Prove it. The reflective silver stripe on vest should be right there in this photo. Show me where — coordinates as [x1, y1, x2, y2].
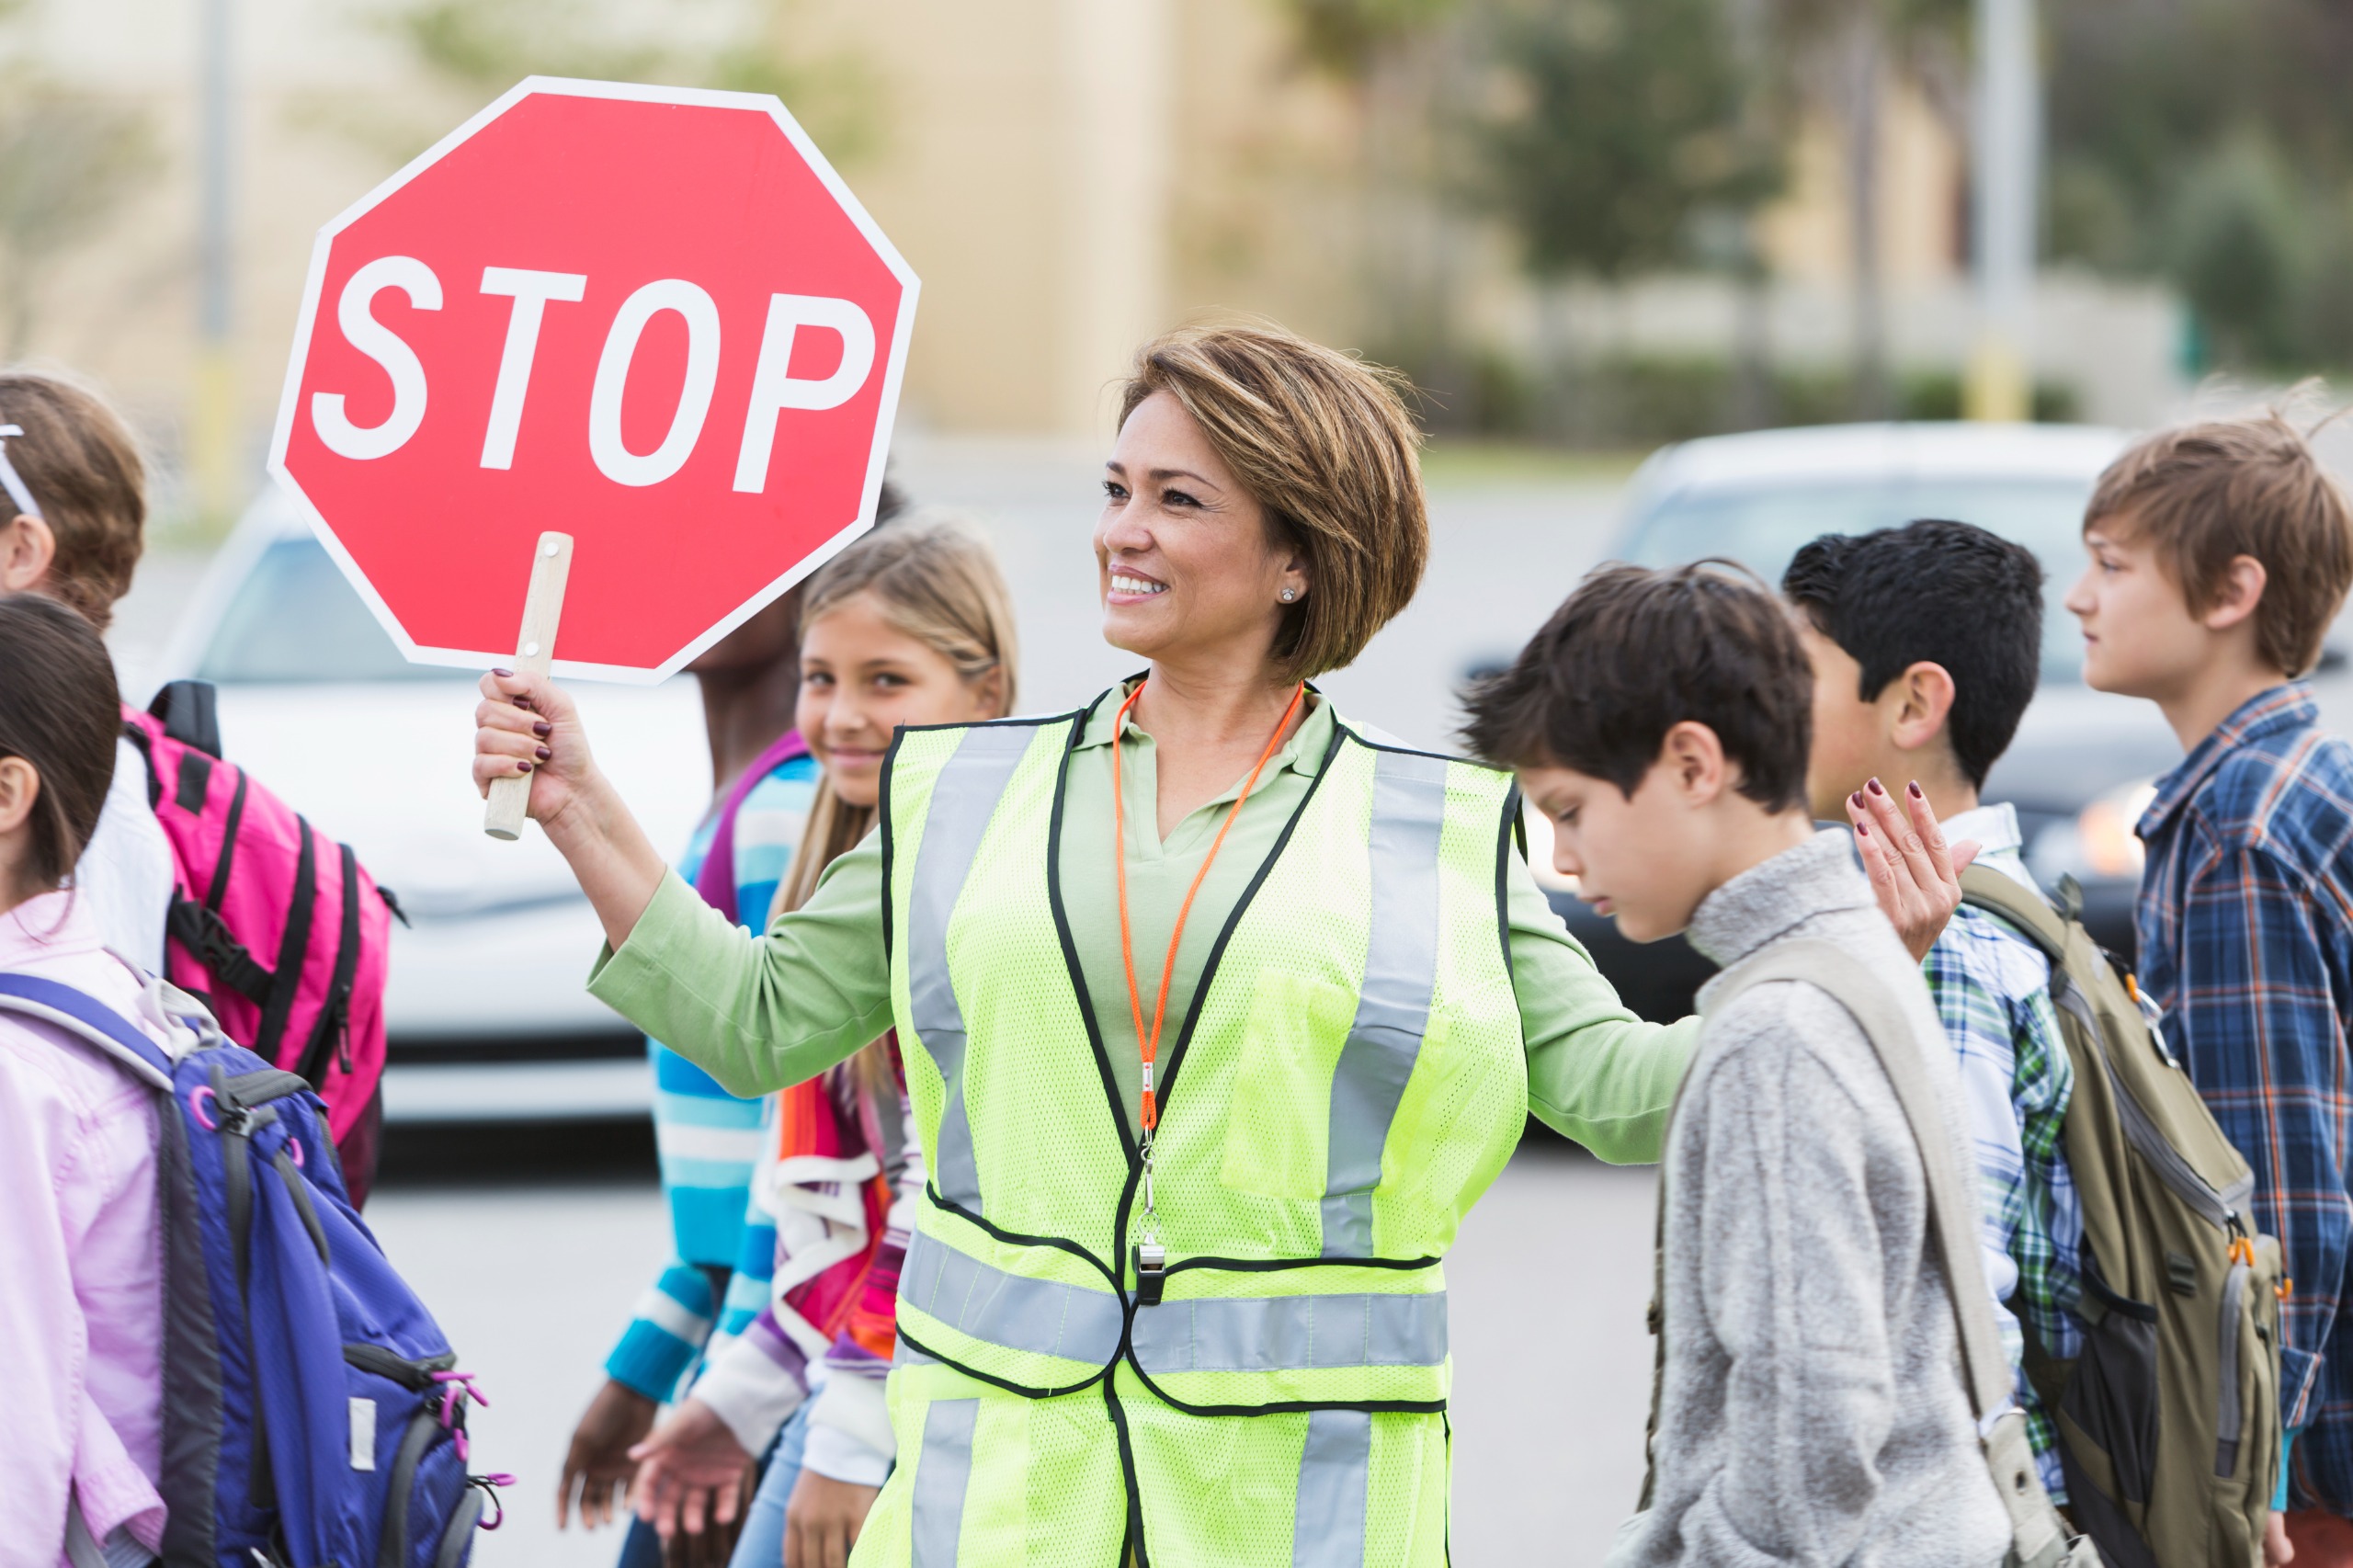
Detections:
[907, 724, 1036, 1211]
[1292, 1408, 1371, 1568]
[902, 1226, 1127, 1366]
[1321, 748, 1450, 1256]
[912, 1397, 980, 1567]
[1129, 1289, 1448, 1375]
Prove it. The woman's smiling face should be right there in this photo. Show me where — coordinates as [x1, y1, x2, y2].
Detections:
[796, 590, 999, 808]
[1095, 391, 1307, 673]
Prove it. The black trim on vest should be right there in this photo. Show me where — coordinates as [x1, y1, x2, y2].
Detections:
[891, 1320, 1112, 1403]
[1157, 1252, 1439, 1277]
[1331, 722, 1512, 773]
[1120, 1358, 1449, 1419]
[923, 1182, 1123, 1292]
[1045, 690, 1136, 1171]
[878, 725, 904, 966]
[1107, 1377, 1150, 1568]
[1495, 782, 1523, 974]
[1151, 720, 1344, 1117]
[880, 708, 1090, 969]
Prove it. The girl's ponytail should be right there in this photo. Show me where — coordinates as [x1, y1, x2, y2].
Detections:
[0, 594, 120, 895]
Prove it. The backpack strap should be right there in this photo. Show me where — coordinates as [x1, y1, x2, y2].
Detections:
[1957, 864, 2074, 966]
[1705, 940, 2088, 1568]
[0, 972, 174, 1091]
[147, 678, 222, 759]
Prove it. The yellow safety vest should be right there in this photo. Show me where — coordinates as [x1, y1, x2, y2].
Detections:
[856, 698, 1527, 1566]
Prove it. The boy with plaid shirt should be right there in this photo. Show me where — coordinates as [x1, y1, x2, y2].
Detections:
[2067, 413, 2353, 1562]
[1784, 519, 2080, 1504]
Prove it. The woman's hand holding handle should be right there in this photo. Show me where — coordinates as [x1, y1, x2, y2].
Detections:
[1846, 777, 1981, 964]
[472, 668, 669, 950]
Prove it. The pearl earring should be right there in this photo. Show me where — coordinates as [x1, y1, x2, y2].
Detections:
[1279, 588, 1298, 603]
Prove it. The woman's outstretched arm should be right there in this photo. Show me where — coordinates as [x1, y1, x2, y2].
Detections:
[472, 668, 669, 950]
[473, 668, 892, 1094]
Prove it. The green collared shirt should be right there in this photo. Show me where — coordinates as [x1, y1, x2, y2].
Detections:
[589, 688, 1694, 1164]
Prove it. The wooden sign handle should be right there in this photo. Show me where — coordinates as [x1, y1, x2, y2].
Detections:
[483, 531, 574, 841]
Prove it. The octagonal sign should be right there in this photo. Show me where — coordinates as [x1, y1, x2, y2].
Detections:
[269, 76, 917, 681]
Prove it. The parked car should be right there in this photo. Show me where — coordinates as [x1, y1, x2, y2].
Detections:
[1536, 422, 2195, 1023]
[153, 487, 709, 1119]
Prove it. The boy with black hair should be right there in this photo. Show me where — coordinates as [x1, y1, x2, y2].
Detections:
[2069, 412, 2353, 1555]
[1466, 562, 2013, 1568]
[1783, 518, 2079, 1506]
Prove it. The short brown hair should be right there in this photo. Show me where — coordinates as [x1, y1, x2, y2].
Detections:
[1461, 562, 1813, 812]
[1119, 322, 1427, 682]
[0, 593, 120, 892]
[2086, 410, 2353, 676]
[0, 371, 147, 631]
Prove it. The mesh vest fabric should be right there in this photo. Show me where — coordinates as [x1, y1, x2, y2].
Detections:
[869, 701, 1524, 1567]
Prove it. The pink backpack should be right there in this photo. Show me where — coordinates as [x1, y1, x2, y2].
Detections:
[122, 681, 398, 1179]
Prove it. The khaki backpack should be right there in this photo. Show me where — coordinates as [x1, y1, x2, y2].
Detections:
[1960, 866, 2285, 1568]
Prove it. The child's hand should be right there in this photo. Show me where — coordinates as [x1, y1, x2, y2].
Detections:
[1846, 778, 1980, 963]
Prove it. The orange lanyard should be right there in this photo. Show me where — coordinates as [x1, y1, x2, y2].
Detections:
[1110, 676, 1305, 1139]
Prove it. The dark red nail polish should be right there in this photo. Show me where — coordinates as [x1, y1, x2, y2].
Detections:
[1866, 778, 1885, 796]
[1849, 791, 1864, 810]
[535, 745, 551, 761]
[532, 721, 551, 737]
[493, 667, 513, 677]
[1907, 780, 1923, 798]
[1856, 821, 1869, 836]
[512, 696, 531, 709]
[517, 760, 532, 772]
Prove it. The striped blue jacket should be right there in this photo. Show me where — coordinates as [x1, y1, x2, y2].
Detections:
[605, 753, 821, 1403]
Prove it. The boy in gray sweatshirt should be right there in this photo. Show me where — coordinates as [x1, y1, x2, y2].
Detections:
[1465, 563, 2012, 1568]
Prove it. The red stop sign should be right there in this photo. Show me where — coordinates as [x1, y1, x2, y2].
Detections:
[268, 77, 917, 681]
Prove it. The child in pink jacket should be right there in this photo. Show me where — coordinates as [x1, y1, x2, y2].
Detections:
[0, 594, 195, 1568]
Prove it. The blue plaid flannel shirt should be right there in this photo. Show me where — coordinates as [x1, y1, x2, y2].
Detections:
[2136, 682, 2353, 1513]
[1925, 804, 2082, 1504]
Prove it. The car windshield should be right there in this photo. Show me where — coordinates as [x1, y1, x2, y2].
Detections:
[1619, 477, 2096, 682]
[197, 536, 469, 684]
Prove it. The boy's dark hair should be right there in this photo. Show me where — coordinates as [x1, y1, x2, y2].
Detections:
[0, 593, 119, 892]
[1462, 561, 1812, 810]
[1781, 518, 2044, 790]
[2086, 409, 2353, 676]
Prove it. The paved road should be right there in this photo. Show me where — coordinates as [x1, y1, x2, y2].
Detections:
[367, 1135, 1656, 1566]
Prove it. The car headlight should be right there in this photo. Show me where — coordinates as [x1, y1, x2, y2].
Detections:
[2029, 778, 2158, 885]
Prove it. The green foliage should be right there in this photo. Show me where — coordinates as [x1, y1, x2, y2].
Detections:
[1410, 349, 2076, 445]
[1279, 0, 1466, 76]
[355, 0, 881, 168]
[1472, 0, 1778, 278]
[0, 68, 158, 353]
[2046, 0, 2353, 372]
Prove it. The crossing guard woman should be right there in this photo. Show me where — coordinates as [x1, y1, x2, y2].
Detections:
[474, 324, 1697, 1565]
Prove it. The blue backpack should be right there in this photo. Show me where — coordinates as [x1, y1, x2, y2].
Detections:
[0, 974, 506, 1568]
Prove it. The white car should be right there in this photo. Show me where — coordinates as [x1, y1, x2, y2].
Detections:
[153, 488, 710, 1121]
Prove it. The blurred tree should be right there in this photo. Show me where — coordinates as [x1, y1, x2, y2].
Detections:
[1769, 0, 1965, 416]
[1474, 0, 1777, 279]
[2046, 0, 2353, 370]
[323, 0, 881, 170]
[0, 67, 159, 357]
[2166, 134, 2304, 369]
[1282, 0, 1464, 76]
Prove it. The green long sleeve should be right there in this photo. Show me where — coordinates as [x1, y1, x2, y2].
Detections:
[586, 697, 1692, 1161]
